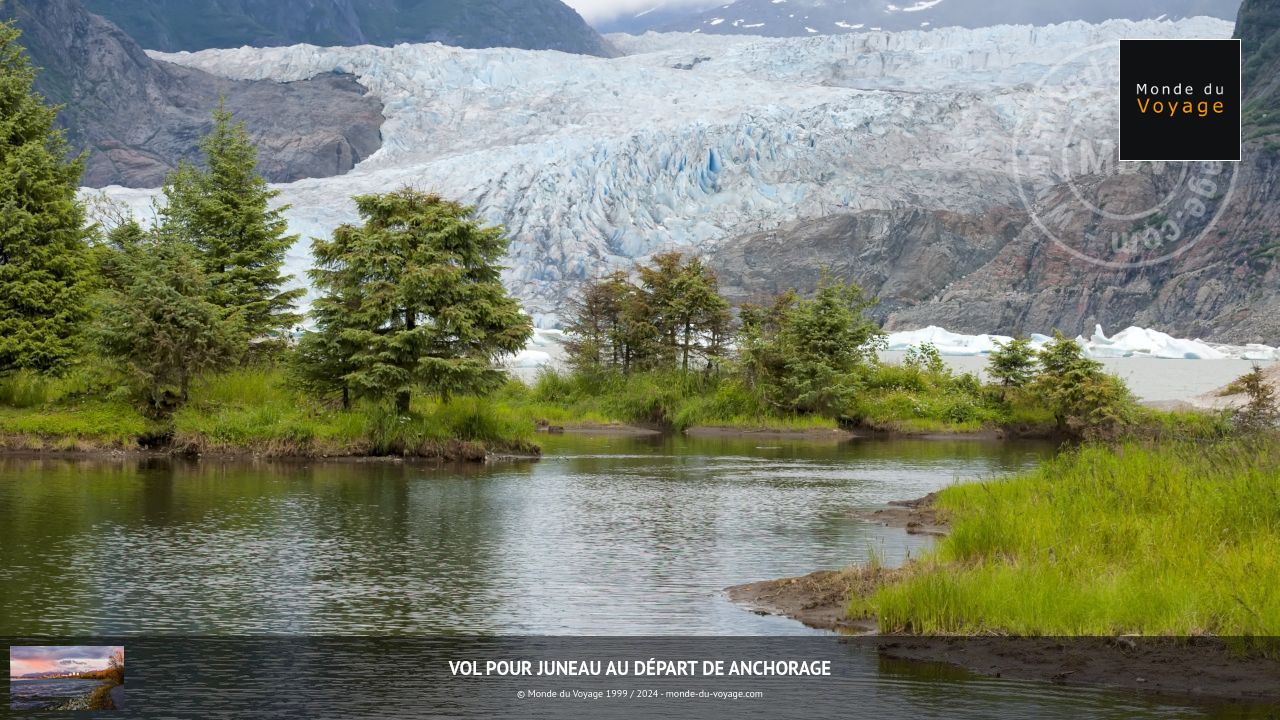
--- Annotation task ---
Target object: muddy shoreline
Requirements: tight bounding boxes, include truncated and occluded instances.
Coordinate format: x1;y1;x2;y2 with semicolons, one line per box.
726;495;1280;704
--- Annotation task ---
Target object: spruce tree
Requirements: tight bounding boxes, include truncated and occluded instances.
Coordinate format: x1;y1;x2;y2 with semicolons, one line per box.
94;233;240;415
740;278;884;415
309;189;533;414
0;23;90;374
1034;332;1132;436
988;337;1038;389
769;279;884;414
289;281;362;410
635;253;731;372
160;102;303;343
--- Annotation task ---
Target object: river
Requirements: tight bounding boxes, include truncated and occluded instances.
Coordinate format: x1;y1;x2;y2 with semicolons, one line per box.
0;436;1263;717
7;678;103;710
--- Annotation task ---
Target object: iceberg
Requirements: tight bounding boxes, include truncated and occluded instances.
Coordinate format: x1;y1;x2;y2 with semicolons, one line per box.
884;326;1010;356
886;324;1278;361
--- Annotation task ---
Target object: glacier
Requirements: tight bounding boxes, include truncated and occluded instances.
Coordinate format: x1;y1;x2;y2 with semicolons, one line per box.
86;17;1234;328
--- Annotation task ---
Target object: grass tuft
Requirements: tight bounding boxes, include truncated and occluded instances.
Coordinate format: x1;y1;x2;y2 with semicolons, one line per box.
858;439;1280;638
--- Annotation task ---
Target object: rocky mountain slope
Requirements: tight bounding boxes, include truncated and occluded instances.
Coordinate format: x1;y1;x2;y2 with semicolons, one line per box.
4;0;385;188
711;0;1280;343
615;0;1241;36
711;208;1030;321
82;0;616;57
93;17;1234;331
876;0;1280;343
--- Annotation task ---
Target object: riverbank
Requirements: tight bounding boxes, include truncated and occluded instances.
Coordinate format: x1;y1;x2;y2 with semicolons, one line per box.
51;681;121;711
728;438;1280;702
0;369;540;461
504;364;1243;442
728;568;1280;701
0;357;1248;460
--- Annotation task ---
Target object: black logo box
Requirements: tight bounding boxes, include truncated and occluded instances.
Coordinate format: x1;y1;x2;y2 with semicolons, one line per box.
1119;38;1241;162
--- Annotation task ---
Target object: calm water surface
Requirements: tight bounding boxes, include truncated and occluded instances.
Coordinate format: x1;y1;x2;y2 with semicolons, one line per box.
0;436;1265;718
0;435;1048;635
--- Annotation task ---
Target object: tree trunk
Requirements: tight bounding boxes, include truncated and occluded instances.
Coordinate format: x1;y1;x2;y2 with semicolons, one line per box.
342;385;351;411
398;306;416;414
682;320;692;372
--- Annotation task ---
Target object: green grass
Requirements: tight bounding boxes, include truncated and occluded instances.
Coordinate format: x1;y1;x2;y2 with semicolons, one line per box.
173;369;537;457
0;366;538;459
847;365;1015;434
852;440;1280;637
0;360;1239;455
501;369;837;432
0;368;150;448
0;399;149;448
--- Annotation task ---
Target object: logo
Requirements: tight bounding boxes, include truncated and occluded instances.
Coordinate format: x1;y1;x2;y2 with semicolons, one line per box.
1011;41;1240;270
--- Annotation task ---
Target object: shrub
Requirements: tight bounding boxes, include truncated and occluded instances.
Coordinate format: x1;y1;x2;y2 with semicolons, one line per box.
1033;333;1135;438
1234;366;1279;432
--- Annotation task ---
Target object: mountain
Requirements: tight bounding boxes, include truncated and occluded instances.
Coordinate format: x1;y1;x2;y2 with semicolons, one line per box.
2;0;385;188
711;208;1031;321
98;16;1248;336
866;0;1280;342
596;3;723;34
1239;0;1280;140
615;0;1242;36
81;0;617;57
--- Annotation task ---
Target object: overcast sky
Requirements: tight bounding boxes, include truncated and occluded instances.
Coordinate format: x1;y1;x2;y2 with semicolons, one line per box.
562;0;719;23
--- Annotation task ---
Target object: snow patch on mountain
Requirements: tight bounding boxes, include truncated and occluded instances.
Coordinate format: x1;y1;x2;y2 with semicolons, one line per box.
89;17;1232;327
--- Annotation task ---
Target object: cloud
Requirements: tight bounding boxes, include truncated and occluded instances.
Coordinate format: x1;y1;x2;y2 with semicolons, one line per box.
562;0;722;23
9;646;122;678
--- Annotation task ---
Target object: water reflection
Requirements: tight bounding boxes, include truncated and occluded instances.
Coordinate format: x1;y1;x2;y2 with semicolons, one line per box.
0;437;1049;637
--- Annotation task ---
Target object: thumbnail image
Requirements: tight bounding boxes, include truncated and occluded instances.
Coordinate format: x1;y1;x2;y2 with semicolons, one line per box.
9;646;125;711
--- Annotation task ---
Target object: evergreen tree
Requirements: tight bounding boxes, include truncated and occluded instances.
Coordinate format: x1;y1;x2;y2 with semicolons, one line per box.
309;189;533;414
93;219;147;293
741;278;884;415
1235;365;1279;432
563;269;675;374
95;233;240;415
1034;332;1132;436
289;281;362;410
563;272;629;371
738;290;796;388
160;102;303;343
636;252;731;372
988;337;1038;389
0;23;90;374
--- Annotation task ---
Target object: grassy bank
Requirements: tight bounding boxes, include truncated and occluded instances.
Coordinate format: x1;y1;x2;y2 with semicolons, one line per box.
495;370;840;433
499;365;1233;438
850;440;1280;637
0;360;1236;456
0;368;538;459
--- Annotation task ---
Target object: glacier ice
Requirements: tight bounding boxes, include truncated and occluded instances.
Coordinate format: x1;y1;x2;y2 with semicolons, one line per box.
87;18;1233;327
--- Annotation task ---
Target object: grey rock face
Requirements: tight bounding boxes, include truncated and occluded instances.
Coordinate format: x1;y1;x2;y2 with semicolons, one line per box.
4;0;385;188
81;0;617;57
709;0;1280;345
710;208;1030;322
710;141;1280;344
